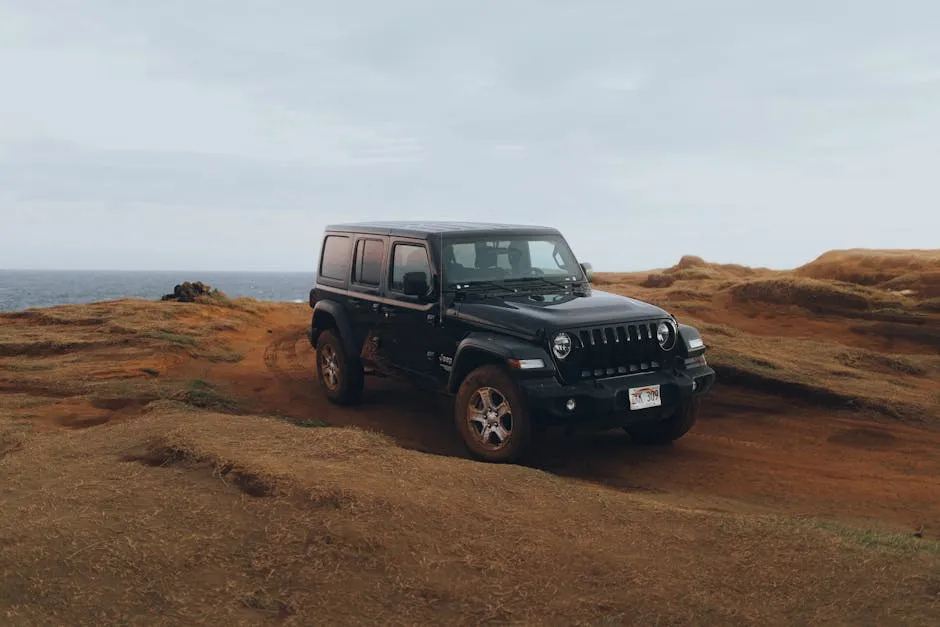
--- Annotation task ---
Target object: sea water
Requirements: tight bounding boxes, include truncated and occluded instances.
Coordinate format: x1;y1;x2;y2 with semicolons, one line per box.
0;270;316;312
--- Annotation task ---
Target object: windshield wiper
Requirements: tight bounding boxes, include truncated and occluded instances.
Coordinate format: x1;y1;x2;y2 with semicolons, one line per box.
448;280;520;295
504;277;581;292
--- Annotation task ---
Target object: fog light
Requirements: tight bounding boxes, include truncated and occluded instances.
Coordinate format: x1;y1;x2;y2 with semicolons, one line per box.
693;379;699;391
565;398;577;412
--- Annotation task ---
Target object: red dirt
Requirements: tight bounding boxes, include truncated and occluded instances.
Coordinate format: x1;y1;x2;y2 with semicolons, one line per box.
178;304;939;536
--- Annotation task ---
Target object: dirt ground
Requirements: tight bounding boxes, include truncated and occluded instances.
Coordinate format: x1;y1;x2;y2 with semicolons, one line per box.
239;306;940;536
2;250;939;624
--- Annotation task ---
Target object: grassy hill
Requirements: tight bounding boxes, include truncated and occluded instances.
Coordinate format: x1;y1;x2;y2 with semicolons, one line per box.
2;249;940;625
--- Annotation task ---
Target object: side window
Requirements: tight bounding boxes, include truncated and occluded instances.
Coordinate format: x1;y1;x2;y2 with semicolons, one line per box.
319;235;350;281
352;238;384;287
389;243;431;292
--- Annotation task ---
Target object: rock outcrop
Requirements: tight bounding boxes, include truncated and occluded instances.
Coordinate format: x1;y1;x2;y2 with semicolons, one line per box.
161;282;226;303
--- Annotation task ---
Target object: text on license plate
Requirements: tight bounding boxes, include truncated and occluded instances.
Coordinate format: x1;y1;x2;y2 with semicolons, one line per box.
628;384;662;410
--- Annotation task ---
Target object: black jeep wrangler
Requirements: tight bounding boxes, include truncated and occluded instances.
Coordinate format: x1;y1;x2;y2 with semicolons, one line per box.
308;221;715;463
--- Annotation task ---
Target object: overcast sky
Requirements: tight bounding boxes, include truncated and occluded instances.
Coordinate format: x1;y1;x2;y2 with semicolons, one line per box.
1;1;938;272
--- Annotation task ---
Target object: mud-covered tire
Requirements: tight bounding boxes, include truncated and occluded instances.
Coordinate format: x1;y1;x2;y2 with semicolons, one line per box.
315;329;364;405
454;365;533;463
625;398;698;445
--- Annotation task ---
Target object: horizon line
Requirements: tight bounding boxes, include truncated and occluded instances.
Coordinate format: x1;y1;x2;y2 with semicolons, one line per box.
0;268;318;274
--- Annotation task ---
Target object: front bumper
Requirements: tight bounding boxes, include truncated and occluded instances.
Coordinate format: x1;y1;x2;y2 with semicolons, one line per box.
519;366;716;429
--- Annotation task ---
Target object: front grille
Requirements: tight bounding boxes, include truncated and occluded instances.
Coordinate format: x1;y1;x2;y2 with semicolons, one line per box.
573;321;669;379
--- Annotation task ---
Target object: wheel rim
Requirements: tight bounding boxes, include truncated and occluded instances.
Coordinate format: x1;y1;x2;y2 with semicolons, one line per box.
319;344;341;391
466;386;513;451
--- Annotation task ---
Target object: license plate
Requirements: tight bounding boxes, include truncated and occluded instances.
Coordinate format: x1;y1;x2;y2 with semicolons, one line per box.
628;385;662;410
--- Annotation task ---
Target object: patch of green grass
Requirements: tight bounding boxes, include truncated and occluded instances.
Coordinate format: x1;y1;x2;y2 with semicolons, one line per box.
914;297;940;313
836;350;927;377
268;415;328;428
175;379;239;412
813;521;940;555
0;362;54;373
192;291;236;308
196;351;245;363
145;331;198;346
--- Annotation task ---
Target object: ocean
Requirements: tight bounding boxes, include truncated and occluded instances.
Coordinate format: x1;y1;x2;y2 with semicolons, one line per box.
0;270;316;312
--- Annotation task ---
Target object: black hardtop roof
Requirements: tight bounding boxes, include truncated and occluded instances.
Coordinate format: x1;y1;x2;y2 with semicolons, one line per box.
325;221;562;239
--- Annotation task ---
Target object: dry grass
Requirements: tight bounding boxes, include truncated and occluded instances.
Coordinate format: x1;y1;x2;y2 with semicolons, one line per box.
641;273;676;288
591;250;940;424
727;277;908;315
2;409;938;625
882;269;940;298
795;248;940;293
703;338;939;422
2;253;940;624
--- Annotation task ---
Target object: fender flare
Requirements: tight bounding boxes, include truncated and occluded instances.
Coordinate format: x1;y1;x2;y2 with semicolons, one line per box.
676;323;706;357
311;299;358;358
446;332;554;393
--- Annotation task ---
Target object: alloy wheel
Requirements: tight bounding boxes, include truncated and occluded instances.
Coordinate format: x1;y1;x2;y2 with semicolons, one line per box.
319;344;340;391
466;386;513;451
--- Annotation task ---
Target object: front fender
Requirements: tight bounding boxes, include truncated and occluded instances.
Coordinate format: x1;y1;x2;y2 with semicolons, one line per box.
676;323;706;357
447;332;554;393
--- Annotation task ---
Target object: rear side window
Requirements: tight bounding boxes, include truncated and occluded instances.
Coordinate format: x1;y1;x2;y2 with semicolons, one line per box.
390;243;431;292
353;238;384;286
319;235;350;281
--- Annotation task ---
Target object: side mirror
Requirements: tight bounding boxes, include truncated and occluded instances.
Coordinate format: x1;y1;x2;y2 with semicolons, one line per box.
403;271;430;298
580;262;594;283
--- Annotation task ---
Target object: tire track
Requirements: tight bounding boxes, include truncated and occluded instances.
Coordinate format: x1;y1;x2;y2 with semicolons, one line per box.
263;328;311;384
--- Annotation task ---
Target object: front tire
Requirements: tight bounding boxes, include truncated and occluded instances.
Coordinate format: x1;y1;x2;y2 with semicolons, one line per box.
454;365;533;463
624;398;698;445
315;329;364;405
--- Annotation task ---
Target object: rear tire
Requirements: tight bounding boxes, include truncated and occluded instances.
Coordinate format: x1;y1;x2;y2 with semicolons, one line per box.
454;365;533;463
315;329;364;405
625;398;698;445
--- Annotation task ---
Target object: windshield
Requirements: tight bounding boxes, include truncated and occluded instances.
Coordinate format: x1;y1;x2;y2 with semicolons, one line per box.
442;234;584;287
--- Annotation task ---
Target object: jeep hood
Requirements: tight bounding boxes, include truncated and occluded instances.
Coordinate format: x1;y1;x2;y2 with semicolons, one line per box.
451;289;670;337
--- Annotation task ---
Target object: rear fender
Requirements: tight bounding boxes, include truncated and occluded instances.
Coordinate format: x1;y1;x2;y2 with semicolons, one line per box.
311;300;357;357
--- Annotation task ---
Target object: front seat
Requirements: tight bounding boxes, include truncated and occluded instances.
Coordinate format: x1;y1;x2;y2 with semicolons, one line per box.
400;249;428;289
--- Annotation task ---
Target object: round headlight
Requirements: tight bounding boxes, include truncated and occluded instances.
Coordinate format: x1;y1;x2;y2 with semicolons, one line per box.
656;320;677;350
552;333;572;360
